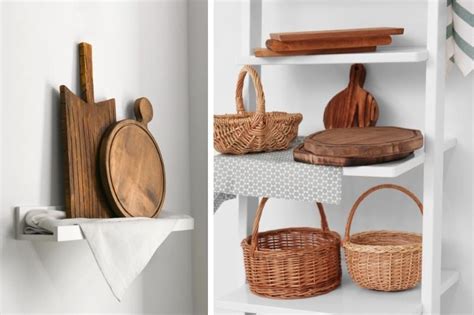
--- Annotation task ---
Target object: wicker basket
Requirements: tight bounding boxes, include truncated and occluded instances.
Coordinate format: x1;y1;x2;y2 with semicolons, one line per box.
214;65;302;154
343;184;423;292
242;198;342;299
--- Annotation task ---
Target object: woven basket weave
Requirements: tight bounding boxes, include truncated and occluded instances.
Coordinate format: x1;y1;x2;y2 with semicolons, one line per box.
214;65;302;154
343;184;423;292
242;198;341;299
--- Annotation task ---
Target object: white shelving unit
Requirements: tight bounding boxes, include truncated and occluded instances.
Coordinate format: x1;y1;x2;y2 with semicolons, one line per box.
216;271;460;315
238;46;428;65
215;0;457;314
15;206;194;242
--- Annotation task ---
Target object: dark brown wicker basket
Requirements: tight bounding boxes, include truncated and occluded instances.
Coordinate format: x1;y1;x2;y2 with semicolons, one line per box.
241;198;342;299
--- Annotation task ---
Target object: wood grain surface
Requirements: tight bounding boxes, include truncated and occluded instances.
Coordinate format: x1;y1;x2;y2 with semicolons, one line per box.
302;127;423;158
270;27;404;42
100;98;166;218
293;143;413;167
265;36;392;52
323;64;379;129
255;46;377;57
60;42;116;218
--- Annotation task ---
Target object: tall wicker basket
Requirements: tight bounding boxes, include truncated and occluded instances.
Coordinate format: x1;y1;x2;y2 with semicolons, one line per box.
343;184;423;292
242;198;342;299
214;65;302;154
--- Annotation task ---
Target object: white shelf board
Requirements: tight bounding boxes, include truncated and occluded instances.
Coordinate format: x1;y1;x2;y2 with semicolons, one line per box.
343;138;457;178
15;206;194;242
238;47;428;65
216;270;459;315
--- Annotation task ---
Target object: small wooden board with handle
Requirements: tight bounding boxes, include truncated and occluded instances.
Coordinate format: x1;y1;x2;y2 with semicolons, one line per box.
100;98;166;218
293;127;423;167
323;64;379;129
60;43;116;218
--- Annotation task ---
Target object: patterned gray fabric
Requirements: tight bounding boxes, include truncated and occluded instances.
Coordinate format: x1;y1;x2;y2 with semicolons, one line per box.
214;137;342;208
214;192;236;212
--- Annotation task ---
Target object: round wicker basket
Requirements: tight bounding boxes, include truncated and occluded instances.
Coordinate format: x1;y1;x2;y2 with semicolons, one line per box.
214;65;302;154
242;198;341;299
343;184;423;292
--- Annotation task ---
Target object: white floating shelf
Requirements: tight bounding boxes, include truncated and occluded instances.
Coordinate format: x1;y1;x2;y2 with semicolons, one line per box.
216;270;459;315
343;138;457;177
238;47;428;65
15;206;194;242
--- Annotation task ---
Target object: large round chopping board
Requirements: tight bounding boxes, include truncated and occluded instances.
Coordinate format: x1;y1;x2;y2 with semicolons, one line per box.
100;98;165;218
294;127;423;166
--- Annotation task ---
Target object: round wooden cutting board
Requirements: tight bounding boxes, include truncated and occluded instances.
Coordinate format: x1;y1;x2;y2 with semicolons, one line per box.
294;127;423;166
100;98;165;218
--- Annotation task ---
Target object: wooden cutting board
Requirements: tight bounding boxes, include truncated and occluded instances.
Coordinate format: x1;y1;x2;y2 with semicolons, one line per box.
265;36;392;52
293;143;413;167
100;98;166;218
60;43;116;218
301;126;423;161
270;27;404;42
255;46;376;57
323;64;379;129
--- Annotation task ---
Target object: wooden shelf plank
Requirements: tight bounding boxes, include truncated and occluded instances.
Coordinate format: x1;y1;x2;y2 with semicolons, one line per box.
215;270;459;315
15;206;194;242
238;47;428;65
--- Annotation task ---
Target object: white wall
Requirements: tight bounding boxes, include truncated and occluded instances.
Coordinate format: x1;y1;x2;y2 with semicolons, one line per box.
1;1;197;313
214;1;473;314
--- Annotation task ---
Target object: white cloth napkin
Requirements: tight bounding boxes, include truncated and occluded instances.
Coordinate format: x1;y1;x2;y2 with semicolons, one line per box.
447;0;473;76
24;209;179;301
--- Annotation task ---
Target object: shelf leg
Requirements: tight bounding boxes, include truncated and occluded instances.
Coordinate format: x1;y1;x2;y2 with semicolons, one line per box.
422;0;447;314
239;1;261;314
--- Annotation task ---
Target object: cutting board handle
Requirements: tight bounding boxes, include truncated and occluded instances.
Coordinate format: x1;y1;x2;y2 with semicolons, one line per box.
349;63;366;88
79;42;95;103
134;97;153;127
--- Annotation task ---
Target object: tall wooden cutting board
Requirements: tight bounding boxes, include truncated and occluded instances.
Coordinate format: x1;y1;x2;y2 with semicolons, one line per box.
60;43;116;218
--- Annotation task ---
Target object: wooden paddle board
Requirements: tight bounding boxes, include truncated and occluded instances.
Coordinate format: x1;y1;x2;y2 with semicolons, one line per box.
60;43;116;218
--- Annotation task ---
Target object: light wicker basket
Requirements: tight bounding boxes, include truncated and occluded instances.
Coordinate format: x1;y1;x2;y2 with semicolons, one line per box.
242;198;341;299
343;184;423;292
214;65;302;154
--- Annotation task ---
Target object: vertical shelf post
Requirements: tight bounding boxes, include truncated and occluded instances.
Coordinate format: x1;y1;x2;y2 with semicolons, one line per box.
422;0;447;313
239;1;262;314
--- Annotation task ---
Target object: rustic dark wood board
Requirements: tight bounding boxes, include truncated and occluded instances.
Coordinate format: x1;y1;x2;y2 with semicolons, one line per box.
303;127;423;159
293;143;413;167
100;98;166;218
265;36;392;52
60;43;116;218
324;64;379;129
270;27;404;42
254;46;377;57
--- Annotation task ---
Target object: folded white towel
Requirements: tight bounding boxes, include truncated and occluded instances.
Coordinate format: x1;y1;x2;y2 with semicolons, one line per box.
23;210;179;301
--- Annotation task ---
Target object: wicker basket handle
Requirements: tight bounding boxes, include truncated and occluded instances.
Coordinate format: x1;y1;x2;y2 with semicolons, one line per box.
250;198;330;253
344;184;423;242
235;65;266;114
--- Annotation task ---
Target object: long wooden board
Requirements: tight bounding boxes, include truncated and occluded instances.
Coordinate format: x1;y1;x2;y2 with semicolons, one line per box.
270;27;404;42
255;46;376;57
265;36;392;52
60;43;116;218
